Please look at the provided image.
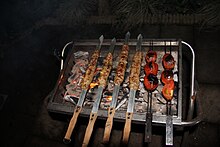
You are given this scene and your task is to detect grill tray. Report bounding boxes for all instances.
[47,39,201,126]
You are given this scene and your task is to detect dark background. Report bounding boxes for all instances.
[0,0,220,146]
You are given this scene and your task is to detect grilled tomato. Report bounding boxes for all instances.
[162,80,175,101]
[144,74,158,91]
[144,62,158,76]
[161,70,174,84]
[145,50,157,63]
[162,53,175,70]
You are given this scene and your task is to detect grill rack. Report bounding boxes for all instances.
[47,39,203,127]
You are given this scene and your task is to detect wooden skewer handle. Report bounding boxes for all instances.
[122,112,133,144]
[63,106,82,143]
[103,107,116,143]
[82,112,98,147]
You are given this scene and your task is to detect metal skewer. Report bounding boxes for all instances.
[103,32,130,144]
[166,101,173,146]
[170,40,172,54]
[122,34,142,144]
[82,38,116,147]
[165,41,167,54]
[63,35,104,144]
[145,40,155,143]
[145,91,153,142]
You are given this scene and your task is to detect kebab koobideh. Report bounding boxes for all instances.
[103,32,130,144]
[63,35,104,143]
[82,38,116,147]
[122,34,143,144]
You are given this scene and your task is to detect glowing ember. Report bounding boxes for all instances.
[89,82,99,89]
[106,95,112,101]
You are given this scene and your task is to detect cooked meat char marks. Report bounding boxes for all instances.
[129,51,142,90]
[98,53,113,87]
[81,50,100,89]
[114,45,129,85]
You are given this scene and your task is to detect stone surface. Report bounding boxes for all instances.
[197,84,220,124]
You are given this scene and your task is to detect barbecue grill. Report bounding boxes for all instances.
[47,37,203,145]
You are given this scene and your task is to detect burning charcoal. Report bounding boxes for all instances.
[143,92,149,103]
[135,90,140,98]
[173,99,177,105]
[134,98,143,102]
[140,87,146,94]
[106,82,114,92]
[66,83,76,90]
[124,72,129,83]
[83,100,94,108]
[79,66,86,73]
[67,73,76,82]
[123,102,128,110]
[88,85,98,94]
[155,93,166,104]
[77,76,83,86]
[140,77,144,82]
[71,61,87,74]
[152,100,162,113]
[135,102,147,113]
[115,97,128,110]
[154,105,163,115]
[122,87,129,94]
[171,104,177,114]
[122,83,128,88]
[100,103,105,109]
[136,90,144,98]
[75,86,82,92]
[108,72,115,81]
[141,60,146,67]
[71,64,79,73]
[109,80,114,84]
[100,100,111,109]
[74,51,89,59]
[86,93,96,101]
[140,69,145,77]
[103,91,112,96]
[139,92,144,98]
[161,105,167,115]
[66,85,78,95]
[64,95,77,105]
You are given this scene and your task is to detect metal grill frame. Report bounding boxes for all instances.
[47,39,202,127]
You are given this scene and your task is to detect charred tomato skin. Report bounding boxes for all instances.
[144,62,158,76]
[162,80,175,101]
[161,70,174,85]
[162,53,175,70]
[144,74,158,91]
[145,50,157,63]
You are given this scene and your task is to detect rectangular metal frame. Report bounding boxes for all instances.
[47,39,183,125]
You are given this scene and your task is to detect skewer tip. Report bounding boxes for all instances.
[136,34,143,51]
[112,37,116,43]
[99,35,104,43]
[137,34,143,40]
[126,32,131,37]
